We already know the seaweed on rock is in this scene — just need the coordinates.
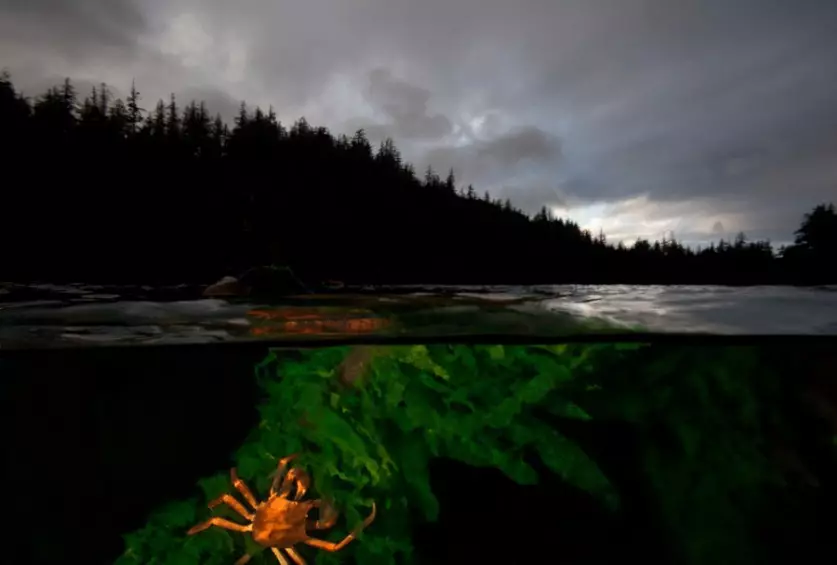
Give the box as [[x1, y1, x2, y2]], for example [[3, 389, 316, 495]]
[[116, 344, 626, 564], [117, 343, 814, 565]]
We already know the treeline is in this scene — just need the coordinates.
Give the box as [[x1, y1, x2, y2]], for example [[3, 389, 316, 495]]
[[0, 73, 835, 285]]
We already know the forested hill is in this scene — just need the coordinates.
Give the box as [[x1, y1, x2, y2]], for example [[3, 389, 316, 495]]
[[1, 73, 835, 285]]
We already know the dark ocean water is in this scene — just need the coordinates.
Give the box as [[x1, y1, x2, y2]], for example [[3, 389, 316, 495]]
[[2, 282, 836, 565]]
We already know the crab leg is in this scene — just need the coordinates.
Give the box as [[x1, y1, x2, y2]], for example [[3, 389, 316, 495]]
[[231, 468, 259, 510], [306, 500, 339, 530], [302, 503, 377, 552], [208, 493, 254, 521], [234, 554, 253, 565], [186, 517, 253, 536], [271, 547, 290, 565], [285, 546, 307, 565], [271, 454, 299, 497], [288, 467, 311, 500]]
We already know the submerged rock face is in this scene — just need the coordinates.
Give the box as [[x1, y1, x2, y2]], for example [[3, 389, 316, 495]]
[[202, 266, 313, 297]]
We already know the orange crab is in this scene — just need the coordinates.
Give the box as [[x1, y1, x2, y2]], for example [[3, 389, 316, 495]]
[[187, 454, 376, 565]]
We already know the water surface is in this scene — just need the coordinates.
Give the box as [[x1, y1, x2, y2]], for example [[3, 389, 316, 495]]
[[0, 283, 835, 348]]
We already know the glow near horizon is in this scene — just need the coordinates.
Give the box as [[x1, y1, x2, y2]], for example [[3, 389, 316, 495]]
[[547, 196, 789, 249]]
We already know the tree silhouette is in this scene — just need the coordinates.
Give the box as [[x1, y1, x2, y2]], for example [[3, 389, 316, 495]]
[[0, 74, 834, 285], [776, 203, 837, 283], [126, 80, 143, 134], [794, 203, 837, 254], [444, 169, 456, 194]]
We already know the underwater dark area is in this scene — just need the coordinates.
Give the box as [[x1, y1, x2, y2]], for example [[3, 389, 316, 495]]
[[3, 338, 837, 565]]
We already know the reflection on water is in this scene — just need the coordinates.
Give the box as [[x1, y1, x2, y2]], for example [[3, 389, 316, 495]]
[[540, 284, 837, 334], [247, 307, 392, 337], [0, 282, 835, 348]]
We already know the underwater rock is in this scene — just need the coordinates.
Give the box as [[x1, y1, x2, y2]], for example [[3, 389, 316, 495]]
[[336, 345, 384, 388]]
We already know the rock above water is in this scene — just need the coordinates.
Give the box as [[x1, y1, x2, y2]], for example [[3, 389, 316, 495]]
[[202, 276, 244, 297], [203, 266, 312, 297]]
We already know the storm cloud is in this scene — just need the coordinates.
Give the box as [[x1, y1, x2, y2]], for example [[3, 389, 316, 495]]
[[2, 0, 836, 244]]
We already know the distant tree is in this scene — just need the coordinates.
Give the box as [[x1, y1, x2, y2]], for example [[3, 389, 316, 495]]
[[108, 99, 128, 138], [235, 101, 249, 128], [376, 138, 401, 168], [148, 99, 166, 138], [32, 79, 76, 137], [267, 106, 279, 127], [60, 78, 77, 117], [126, 80, 143, 133], [166, 93, 181, 139], [290, 117, 310, 136], [794, 202, 837, 255], [0, 71, 32, 136], [98, 82, 110, 115], [444, 169, 456, 194], [210, 113, 228, 149], [0, 73, 833, 286], [182, 100, 211, 157], [424, 165, 438, 188], [350, 129, 372, 157], [633, 239, 651, 253], [80, 86, 105, 125]]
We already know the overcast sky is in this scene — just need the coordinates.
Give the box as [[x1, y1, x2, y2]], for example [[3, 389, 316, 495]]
[[2, 0, 836, 247]]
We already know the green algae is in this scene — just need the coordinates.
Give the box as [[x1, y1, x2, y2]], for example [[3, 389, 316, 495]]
[[116, 343, 819, 565]]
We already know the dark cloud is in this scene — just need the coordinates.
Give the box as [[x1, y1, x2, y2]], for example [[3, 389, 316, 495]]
[[476, 127, 561, 169], [422, 126, 561, 184], [335, 69, 454, 146], [0, 0, 147, 55], [365, 68, 452, 141]]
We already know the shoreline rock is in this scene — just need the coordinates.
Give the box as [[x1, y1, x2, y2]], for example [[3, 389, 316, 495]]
[[203, 266, 335, 298]]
